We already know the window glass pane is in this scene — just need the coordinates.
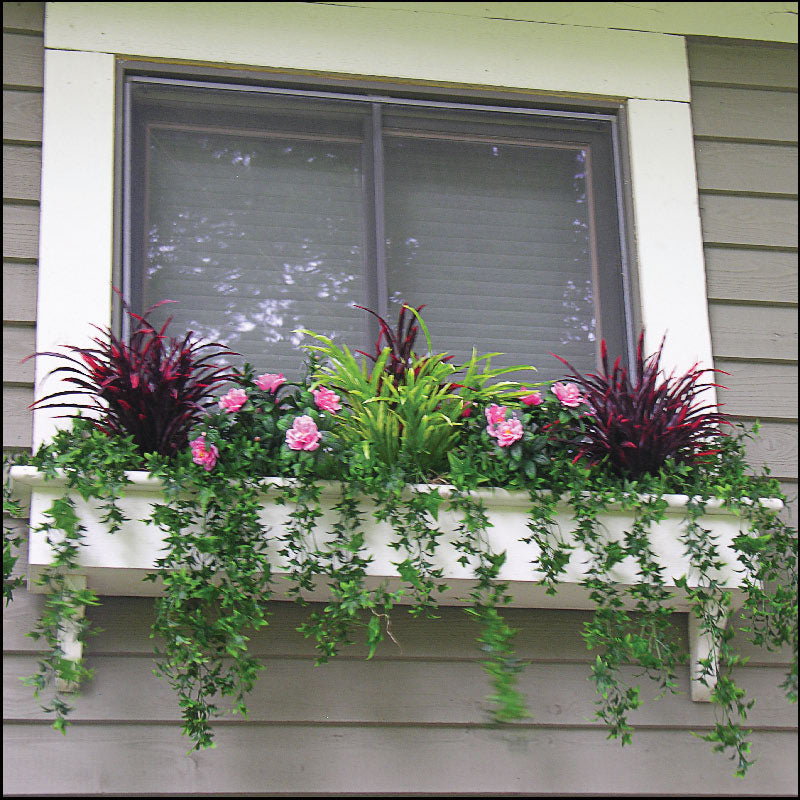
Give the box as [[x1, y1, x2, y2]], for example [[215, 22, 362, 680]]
[[136, 100, 367, 380], [128, 79, 627, 383], [384, 133, 597, 382]]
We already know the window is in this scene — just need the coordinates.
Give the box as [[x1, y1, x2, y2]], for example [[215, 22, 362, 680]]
[[124, 77, 630, 382]]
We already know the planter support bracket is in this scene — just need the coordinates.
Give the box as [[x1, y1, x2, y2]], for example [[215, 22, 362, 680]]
[[688, 601, 729, 702], [55, 574, 87, 693]]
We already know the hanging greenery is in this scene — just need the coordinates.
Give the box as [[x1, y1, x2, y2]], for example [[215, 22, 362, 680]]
[[3, 304, 796, 776]]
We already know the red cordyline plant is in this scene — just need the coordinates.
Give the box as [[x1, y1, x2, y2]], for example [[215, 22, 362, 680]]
[[26, 293, 237, 457], [552, 332, 730, 479], [354, 303, 454, 382]]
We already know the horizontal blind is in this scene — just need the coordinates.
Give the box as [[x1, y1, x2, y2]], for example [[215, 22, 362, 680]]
[[384, 133, 597, 384], [130, 82, 621, 387], [142, 126, 366, 380]]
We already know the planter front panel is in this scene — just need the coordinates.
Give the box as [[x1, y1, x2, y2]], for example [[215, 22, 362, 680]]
[[13, 468, 755, 609]]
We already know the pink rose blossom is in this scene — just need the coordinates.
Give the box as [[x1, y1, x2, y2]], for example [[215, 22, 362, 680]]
[[485, 404, 507, 427], [218, 388, 248, 413], [492, 418, 524, 448], [312, 387, 342, 413], [189, 434, 219, 471], [521, 390, 544, 406], [552, 382, 584, 408], [285, 415, 322, 451], [255, 373, 286, 393]]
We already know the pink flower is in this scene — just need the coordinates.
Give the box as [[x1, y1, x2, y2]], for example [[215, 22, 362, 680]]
[[312, 387, 342, 413], [552, 382, 584, 408], [218, 388, 248, 413], [189, 434, 219, 471], [255, 373, 285, 393], [285, 415, 322, 451], [461, 402, 473, 418], [492, 418, 524, 448], [485, 404, 507, 427], [521, 390, 544, 406]]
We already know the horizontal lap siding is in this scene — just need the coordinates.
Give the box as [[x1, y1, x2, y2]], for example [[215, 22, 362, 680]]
[[2, 6, 46, 793], [3, 600, 798, 795], [3, 4, 41, 454], [689, 41, 799, 526], [5, 724, 797, 796]]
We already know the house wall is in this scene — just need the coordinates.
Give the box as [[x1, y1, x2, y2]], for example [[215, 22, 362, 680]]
[[3, 3, 797, 795], [687, 40, 799, 521], [2, 1, 41, 451]]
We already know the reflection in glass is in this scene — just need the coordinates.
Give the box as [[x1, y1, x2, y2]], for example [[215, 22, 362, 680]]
[[144, 128, 365, 380], [384, 135, 596, 383]]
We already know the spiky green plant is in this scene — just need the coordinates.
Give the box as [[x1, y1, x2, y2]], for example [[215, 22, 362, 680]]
[[298, 306, 534, 473]]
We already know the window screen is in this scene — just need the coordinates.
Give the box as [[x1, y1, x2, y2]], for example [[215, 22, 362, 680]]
[[126, 79, 628, 382]]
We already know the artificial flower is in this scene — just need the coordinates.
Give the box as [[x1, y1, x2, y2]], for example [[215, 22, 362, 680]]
[[189, 434, 219, 471], [285, 415, 322, 451], [492, 418, 524, 447], [255, 373, 285, 393], [312, 387, 342, 413], [521, 390, 544, 406], [552, 382, 584, 408], [218, 387, 248, 413]]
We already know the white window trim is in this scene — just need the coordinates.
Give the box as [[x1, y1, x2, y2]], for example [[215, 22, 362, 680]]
[[33, 15, 714, 447]]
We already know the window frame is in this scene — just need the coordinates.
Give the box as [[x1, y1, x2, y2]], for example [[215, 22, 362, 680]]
[[121, 68, 634, 372]]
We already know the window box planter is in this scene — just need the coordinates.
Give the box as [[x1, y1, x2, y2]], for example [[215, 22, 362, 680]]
[[8, 465, 783, 701]]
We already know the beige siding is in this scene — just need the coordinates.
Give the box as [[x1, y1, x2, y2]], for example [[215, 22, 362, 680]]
[[2, 262, 37, 321], [2, 11, 797, 797], [689, 41, 799, 522], [3, 144, 41, 201], [3, 4, 40, 456], [705, 248, 797, 303], [3, 600, 798, 795], [687, 41, 798, 89], [1, 2, 44, 34], [690, 85, 798, 142]]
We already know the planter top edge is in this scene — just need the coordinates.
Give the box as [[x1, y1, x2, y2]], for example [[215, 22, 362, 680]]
[[8, 466, 784, 513]]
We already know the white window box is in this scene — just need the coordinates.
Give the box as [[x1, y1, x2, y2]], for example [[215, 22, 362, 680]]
[[9, 466, 782, 701]]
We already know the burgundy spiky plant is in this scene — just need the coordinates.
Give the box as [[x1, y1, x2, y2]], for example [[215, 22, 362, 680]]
[[27, 293, 237, 457], [354, 303, 454, 382], [355, 303, 425, 381], [551, 332, 730, 479]]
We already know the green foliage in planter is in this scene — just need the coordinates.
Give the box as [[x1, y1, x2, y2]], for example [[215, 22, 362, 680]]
[[3, 308, 797, 778], [297, 306, 533, 473]]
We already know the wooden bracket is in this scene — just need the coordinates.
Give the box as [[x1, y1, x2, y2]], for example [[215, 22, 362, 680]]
[[688, 602, 729, 702], [55, 574, 87, 693]]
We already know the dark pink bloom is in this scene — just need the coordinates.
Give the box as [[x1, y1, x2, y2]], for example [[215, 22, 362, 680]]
[[255, 373, 285, 393], [218, 387, 248, 413], [521, 390, 544, 406], [190, 434, 219, 471], [552, 382, 584, 408], [490, 418, 524, 447], [286, 415, 322, 451], [485, 404, 507, 427], [312, 387, 342, 413]]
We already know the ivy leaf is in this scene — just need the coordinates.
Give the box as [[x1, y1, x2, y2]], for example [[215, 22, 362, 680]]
[[47, 499, 80, 533], [366, 615, 382, 659]]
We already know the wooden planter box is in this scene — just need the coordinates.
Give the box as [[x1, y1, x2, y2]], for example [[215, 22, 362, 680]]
[[9, 466, 782, 700]]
